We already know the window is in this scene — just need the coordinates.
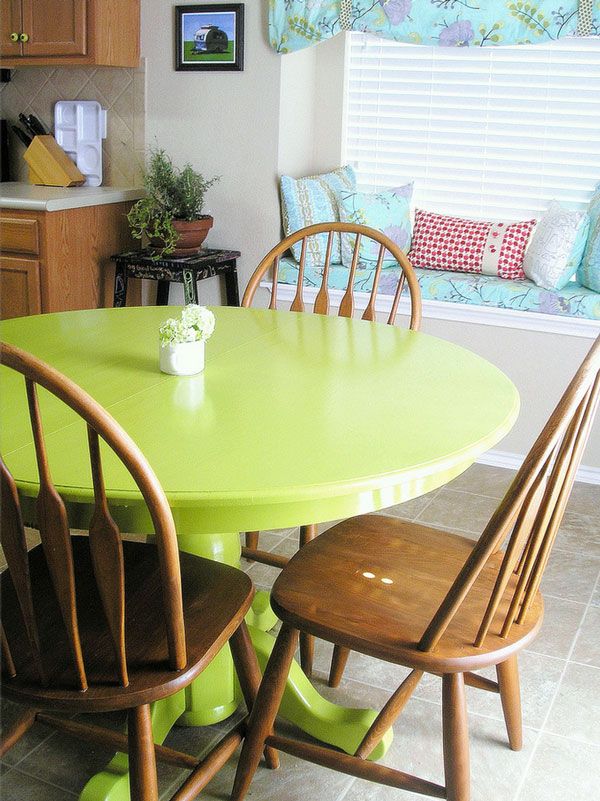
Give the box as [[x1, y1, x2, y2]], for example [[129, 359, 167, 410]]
[[343, 34, 600, 220]]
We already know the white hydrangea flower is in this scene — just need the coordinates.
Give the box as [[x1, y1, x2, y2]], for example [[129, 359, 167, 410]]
[[159, 306, 216, 345], [181, 304, 216, 341]]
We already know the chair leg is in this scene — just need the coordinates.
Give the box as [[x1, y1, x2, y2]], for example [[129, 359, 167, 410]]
[[496, 655, 522, 751], [298, 524, 317, 676], [299, 632, 314, 678], [442, 673, 470, 801], [128, 704, 159, 801], [229, 621, 279, 770], [245, 531, 259, 550], [0, 707, 38, 759], [231, 623, 299, 801], [328, 645, 351, 688]]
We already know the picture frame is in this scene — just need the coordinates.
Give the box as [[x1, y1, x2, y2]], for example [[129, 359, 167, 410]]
[[175, 4, 244, 72]]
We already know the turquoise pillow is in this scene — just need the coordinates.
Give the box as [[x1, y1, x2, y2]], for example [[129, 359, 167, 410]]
[[337, 184, 413, 268], [280, 165, 356, 270], [577, 182, 600, 292]]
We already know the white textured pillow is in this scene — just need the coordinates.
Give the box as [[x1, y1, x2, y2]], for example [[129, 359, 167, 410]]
[[523, 202, 589, 291]]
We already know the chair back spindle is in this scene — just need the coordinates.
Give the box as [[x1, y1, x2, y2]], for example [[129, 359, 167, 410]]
[[0, 342, 188, 694], [313, 232, 334, 316], [243, 222, 422, 332], [0, 457, 47, 685], [418, 336, 600, 653]]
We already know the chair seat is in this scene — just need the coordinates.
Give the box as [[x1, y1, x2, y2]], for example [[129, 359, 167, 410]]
[[271, 515, 544, 672], [1, 537, 254, 711]]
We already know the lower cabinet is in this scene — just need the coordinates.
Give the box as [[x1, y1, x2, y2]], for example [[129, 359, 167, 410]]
[[0, 256, 42, 318], [0, 202, 140, 320]]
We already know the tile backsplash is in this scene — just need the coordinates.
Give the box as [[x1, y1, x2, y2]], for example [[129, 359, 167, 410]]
[[0, 60, 145, 187]]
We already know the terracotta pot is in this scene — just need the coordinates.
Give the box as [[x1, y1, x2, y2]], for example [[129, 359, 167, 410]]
[[150, 215, 213, 256]]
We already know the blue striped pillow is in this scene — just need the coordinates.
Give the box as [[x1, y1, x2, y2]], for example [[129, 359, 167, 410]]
[[280, 166, 357, 270]]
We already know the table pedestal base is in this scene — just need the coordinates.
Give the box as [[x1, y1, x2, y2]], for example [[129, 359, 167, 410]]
[[79, 532, 392, 801]]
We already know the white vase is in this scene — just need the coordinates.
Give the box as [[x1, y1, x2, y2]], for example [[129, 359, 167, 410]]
[[159, 339, 205, 376]]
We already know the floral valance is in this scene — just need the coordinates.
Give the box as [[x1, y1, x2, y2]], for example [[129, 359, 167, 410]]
[[269, 0, 598, 52]]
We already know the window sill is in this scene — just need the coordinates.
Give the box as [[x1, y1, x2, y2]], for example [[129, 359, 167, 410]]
[[264, 281, 599, 339]]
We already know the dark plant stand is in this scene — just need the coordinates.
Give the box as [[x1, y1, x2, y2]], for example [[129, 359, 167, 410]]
[[110, 248, 241, 307]]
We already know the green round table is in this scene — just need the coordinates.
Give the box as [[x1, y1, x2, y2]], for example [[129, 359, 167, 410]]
[[0, 306, 519, 801]]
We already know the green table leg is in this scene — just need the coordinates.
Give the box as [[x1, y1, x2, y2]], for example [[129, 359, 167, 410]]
[[248, 626, 391, 761], [79, 530, 391, 801]]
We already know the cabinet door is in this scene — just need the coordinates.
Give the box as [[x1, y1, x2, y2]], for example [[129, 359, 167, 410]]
[[0, 256, 42, 319], [0, 0, 22, 57], [21, 0, 86, 57]]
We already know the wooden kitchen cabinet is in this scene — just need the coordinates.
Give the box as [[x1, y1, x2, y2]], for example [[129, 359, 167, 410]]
[[0, 0, 139, 67], [0, 203, 140, 321], [0, 256, 41, 318]]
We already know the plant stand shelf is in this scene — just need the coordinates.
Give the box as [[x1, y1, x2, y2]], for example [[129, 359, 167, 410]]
[[110, 247, 241, 307]]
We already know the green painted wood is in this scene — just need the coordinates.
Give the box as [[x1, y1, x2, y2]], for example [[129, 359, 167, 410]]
[[0, 306, 519, 533]]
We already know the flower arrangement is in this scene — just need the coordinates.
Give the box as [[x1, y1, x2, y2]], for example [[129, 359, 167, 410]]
[[159, 305, 216, 346]]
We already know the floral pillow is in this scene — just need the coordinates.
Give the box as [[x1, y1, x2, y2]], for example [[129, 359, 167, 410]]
[[337, 183, 413, 268], [408, 209, 537, 280], [280, 165, 356, 270], [577, 183, 600, 293], [523, 202, 589, 291]]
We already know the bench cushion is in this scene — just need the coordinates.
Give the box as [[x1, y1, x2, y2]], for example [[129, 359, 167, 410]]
[[276, 257, 600, 321]]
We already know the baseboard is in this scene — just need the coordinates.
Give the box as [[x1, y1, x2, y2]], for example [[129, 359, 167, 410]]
[[477, 449, 600, 485]]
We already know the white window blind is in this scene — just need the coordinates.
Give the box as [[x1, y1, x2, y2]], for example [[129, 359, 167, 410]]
[[344, 34, 600, 220]]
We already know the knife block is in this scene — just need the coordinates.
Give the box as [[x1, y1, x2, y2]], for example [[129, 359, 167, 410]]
[[24, 135, 85, 187]]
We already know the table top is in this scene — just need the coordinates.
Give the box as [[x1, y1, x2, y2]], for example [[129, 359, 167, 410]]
[[112, 248, 241, 267], [0, 306, 519, 534]]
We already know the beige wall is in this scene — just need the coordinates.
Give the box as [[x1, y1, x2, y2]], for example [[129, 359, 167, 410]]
[[142, 0, 288, 305]]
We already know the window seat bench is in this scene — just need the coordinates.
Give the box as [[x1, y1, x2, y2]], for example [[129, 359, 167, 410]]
[[270, 257, 600, 337]]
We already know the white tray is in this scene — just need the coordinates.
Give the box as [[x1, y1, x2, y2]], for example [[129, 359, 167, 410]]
[[54, 100, 107, 187]]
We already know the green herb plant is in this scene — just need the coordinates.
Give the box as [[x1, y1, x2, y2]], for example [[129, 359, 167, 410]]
[[128, 148, 220, 257]]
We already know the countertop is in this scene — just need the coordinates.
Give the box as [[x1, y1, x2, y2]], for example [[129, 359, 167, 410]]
[[0, 182, 144, 211]]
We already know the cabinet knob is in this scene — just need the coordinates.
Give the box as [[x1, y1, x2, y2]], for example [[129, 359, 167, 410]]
[[19, 33, 29, 43], [9, 32, 19, 42]]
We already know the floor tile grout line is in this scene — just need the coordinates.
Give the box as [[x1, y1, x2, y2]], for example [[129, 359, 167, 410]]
[[3, 726, 57, 771], [513, 557, 600, 801], [7, 763, 79, 797]]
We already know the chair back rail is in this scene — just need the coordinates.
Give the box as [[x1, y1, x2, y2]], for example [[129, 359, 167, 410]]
[[419, 335, 600, 653], [242, 222, 422, 331], [0, 342, 187, 693]]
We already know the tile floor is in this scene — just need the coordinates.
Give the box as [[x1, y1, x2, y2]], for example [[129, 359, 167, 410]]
[[1, 464, 599, 801]]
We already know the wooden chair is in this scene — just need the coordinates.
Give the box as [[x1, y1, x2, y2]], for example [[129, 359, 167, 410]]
[[0, 342, 277, 801], [242, 221, 422, 684], [231, 335, 600, 801]]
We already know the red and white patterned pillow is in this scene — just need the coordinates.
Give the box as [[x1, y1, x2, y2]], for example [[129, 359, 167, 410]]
[[408, 209, 537, 280]]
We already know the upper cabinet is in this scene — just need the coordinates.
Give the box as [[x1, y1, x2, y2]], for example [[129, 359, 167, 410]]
[[0, 0, 140, 67]]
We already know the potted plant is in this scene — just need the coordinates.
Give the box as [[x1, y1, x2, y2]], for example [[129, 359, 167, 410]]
[[158, 304, 216, 375], [128, 148, 220, 257]]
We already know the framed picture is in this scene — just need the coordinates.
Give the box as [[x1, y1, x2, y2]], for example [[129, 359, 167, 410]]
[[175, 4, 244, 72]]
